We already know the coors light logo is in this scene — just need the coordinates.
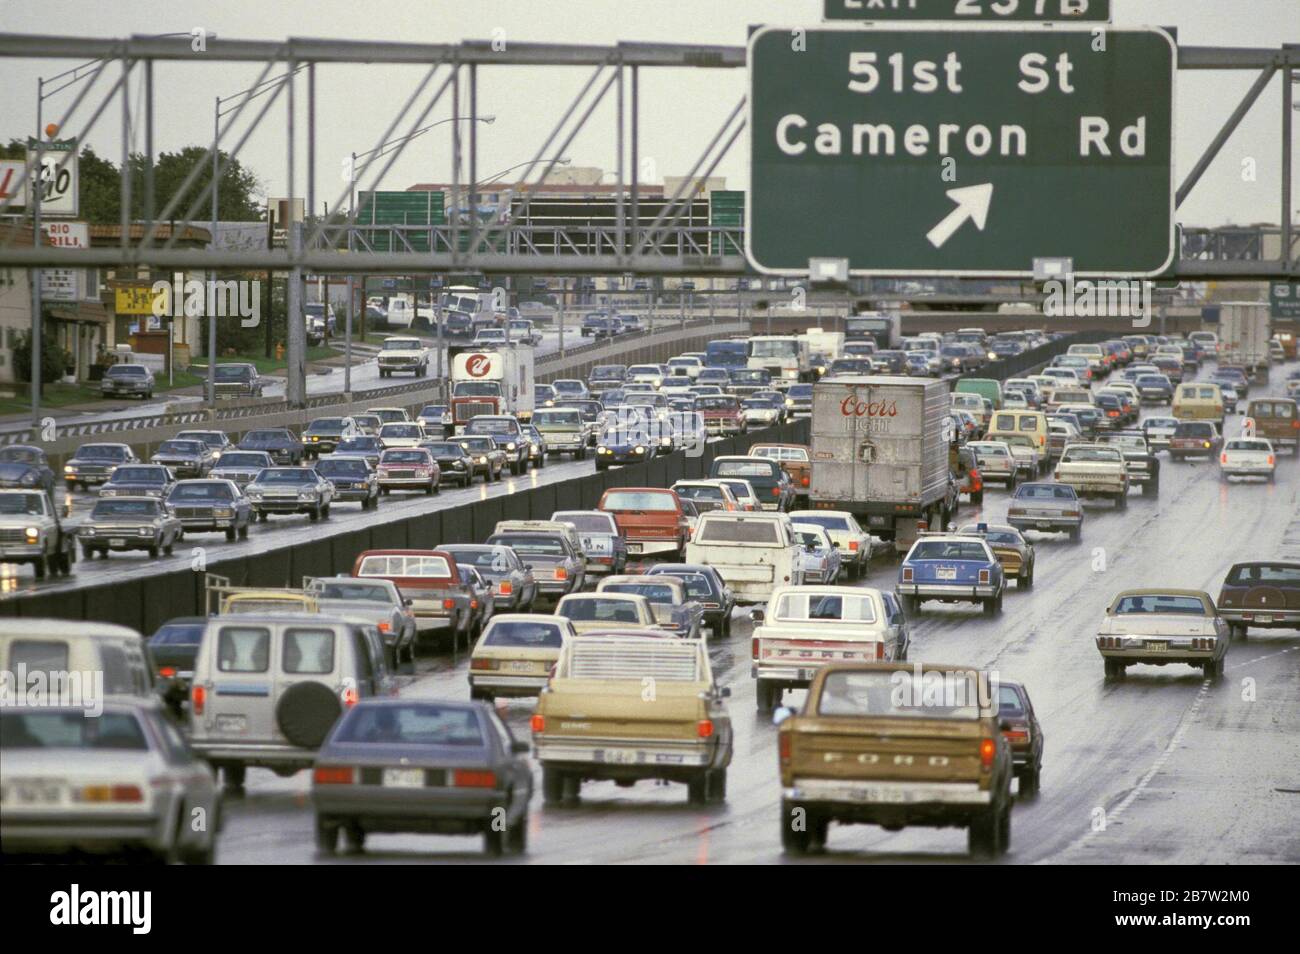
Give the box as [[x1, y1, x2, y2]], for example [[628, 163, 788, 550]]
[[840, 394, 898, 417], [466, 353, 492, 377]]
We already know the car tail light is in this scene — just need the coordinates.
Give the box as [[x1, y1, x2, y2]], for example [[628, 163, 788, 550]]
[[313, 766, 355, 785], [377, 621, 391, 632], [554, 567, 567, 581], [770, 487, 781, 497], [470, 599, 479, 610], [341, 686, 359, 707], [801, 476, 810, 487], [1221, 453, 1229, 464], [530, 713, 545, 733], [849, 540, 859, 552], [471, 658, 495, 670], [453, 770, 497, 788], [1002, 726, 1029, 742], [752, 637, 760, 659], [80, 784, 144, 803], [499, 581, 513, 595], [443, 598, 455, 610], [1268, 455, 1275, 466], [158, 666, 176, 678], [978, 569, 991, 584], [191, 684, 205, 715], [1108, 411, 1119, 417], [874, 642, 885, 660], [902, 566, 914, 582], [1292, 419, 1300, 430], [697, 719, 714, 739], [980, 738, 996, 770], [779, 731, 792, 765]]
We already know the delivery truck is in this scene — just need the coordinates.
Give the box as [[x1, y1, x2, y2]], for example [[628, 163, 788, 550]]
[[808, 376, 956, 553], [1218, 301, 1272, 383], [448, 343, 536, 429]]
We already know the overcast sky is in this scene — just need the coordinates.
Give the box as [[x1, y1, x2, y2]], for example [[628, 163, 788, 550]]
[[0, 0, 1294, 227]]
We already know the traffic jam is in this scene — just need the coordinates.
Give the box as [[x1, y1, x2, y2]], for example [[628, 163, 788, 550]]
[[3, 306, 1297, 869]]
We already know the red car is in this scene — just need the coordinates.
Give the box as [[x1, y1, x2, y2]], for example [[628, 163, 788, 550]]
[[598, 487, 689, 559], [696, 395, 746, 436]]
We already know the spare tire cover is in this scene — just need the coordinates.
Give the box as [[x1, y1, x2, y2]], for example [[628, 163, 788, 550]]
[[276, 682, 343, 748]]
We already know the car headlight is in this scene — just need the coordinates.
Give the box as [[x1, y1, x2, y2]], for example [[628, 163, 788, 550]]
[[506, 442, 516, 451], [598, 447, 611, 455], [634, 446, 646, 454], [19, 472, 35, 485], [478, 457, 488, 464], [24, 527, 40, 542], [247, 490, 263, 499], [64, 465, 75, 474], [452, 461, 465, 468], [531, 443, 541, 452], [786, 399, 794, 407], [138, 527, 152, 536], [661, 437, 673, 445], [214, 508, 233, 518], [299, 490, 315, 500]]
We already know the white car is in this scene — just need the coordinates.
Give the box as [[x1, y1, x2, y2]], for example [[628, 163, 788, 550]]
[[787, 509, 872, 579], [667, 356, 704, 380], [377, 422, 426, 448], [626, 364, 665, 389], [1220, 437, 1275, 481], [966, 440, 1017, 487], [742, 399, 783, 428], [1002, 434, 1043, 478]]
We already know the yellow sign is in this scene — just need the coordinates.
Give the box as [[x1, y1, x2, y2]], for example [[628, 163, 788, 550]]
[[114, 284, 161, 315]]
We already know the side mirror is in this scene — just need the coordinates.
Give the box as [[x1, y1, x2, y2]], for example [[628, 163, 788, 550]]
[[402, 597, 413, 607], [772, 706, 794, 727], [750, 608, 765, 624]]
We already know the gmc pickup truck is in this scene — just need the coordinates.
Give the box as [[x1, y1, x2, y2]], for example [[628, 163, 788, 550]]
[[776, 662, 1013, 857], [1054, 443, 1129, 508], [532, 636, 733, 805]]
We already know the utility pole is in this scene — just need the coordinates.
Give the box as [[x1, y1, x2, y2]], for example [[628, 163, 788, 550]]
[[31, 80, 44, 425]]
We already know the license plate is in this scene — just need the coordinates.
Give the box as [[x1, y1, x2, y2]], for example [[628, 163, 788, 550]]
[[936, 567, 957, 581], [1037, 522, 1052, 530], [2, 780, 66, 805], [216, 714, 247, 733], [868, 516, 888, 527], [1255, 615, 1273, 624], [797, 668, 817, 681], [504, 660, 536, 673], [1145, 641, 1168, 652], [849, 786, 902, 804], [381, 768, 424, 788], [600, 748, 639, 764], [628, 543, 643, 554], [109, 537, 126, 547]]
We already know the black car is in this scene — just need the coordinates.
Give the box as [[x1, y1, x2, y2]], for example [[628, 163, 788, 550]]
[[148, 617, 206, 717], [457, 436, 507, 482], [165, 478, 253, 541], [209, 450, 274, 488], [441, 310, 474, 339], [997, 680, 1044, 798], [1135, 374, 1173, 404], [238, 428, 305, 465], [311, 699, 533, 856], [1097, 431, 1160, 496], [332, 436, 384, 467], [1093, 393, 1125, 431], [303, 417, 359, 458], [63, 443, 138, 489], [594, 429, 654, 470], [0, 445, 57, 498], [314, 455, 380, 510], [150, 439, 218, 478], [98, 464, 174, 499], [100, 363, 155, 399], [423, 440, 476, 487], [646, 563, 736, 638]]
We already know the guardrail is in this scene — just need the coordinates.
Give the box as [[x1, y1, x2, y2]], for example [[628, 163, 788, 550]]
[[0, 418, 811, 631], [5, 318, 749, 467]]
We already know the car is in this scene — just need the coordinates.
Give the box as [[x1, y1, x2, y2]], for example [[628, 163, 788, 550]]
[[898, 532, 1006, 614], [594, 428, 654, 470], [351, 414, 384, 436], [245, 466, 335, 521], [237, 428, 304, 465], [377, 422, 426, 450], [645, 563, 736, 638], [375, 335, 430, 377], [775, 663, 1012, 857], [534, 384, 558, 408], [531, 636, 732, 805], [1243, 397, 1299, 453], [1000, 434, 1043, 479], [304, 575, 418, 670], [441, 544, 538, 612], [313, 455, 380, 509], [1219, 437, 1276, 482], [96, 463, 173, 499], [150, 439, 218, 478], [420, 440, 475, 487], [376, 448, 441, 495], [792, 523, 843, 584], [551, 379, 590, 401], [463, 415, 531, 475], [485, 527, 584, 601], [311, 698, 533, 856], [710, 456, 796, 512], [352, 550, 475, 645], [0, 488, 76, 577], [332, 435, 384, 468], [697, 394, 747, 436], [519, 424, 548, 468], [671, 480, 740, 516], [787, 509, 872, 580], [78, 496, 182, 559], [367, 407, 412, 425], [165, 479, 252, 541], [553, 399, 606, 446], [469, 615, 575, 700], [457, 436, 507, 482], [208, 450, 273, 489], [0, 446, 57, 498], [742, 394, 785, 428], [1007, 481, 1084, 540], [554, 592, 659, 635], [966, 441, 1017, 488], [551, 509, 628, 578], [63, 443, 138, 490], [1141, 415, 1179, 452], [596, 575, 705, 639], [1168, 421, 1222, 461], [1135, 373, 1173, 405], [416, 405, 452, 436], [99, 362, 156, 400], [147, 616, 206, 716], [997, 681, 1044, 798], [1095, 589, 1229, 680], [958, 523, 1035, 587], [1097, 431, 1160, 496], [1216, 561, 1300, 638], [0, 701, 219, 863], [685, 511, 805, 603], [302, 417, 359, 457], [211, 362, 265, 398], [1054, 442, 1129, 506]]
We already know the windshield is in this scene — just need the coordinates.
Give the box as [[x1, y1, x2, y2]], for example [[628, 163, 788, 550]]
[[1225, 563, 1300, 585], [332, 704, 485, 747], [91, 500, 160, 517], [483, 621, 565, 648], [243, 431, 289, 444], [76, 446, 129, 461], [168, 483, 232, 501], [909, 540, 989, 561], [552, 512, 615, 533], [1114, 594, 1207, 616], [0, 711, 149, 750], [444, 547, 514, 570], [356, 554, 450, 578], [452, 382, 501, 397], [1062, 447, 1122, 463], [425, 443, 464, 456], [775, 592, 877, 622], [257, 469, 314, 484], [1015, 484, 1076, 500], [382, 339, 421, 351], [698, 397, 738, 411], [489, 534, 563, 556], [107, 365, 149, 378], [337, 438, 380, 451], [674, 484, 724, 501], [698, 518, 780, 545], [466, 419, 516, 435], [557, 598, 643, 623], [111, 467, 166, 482], [157, 441, 203, 455], [750, 340, 798, 358], [0, 493, 45, 515], [603, 583, 675, 603], [214, 366, 251, 381], [216, 453, 269, 468], [312, 581, 392, 602], [533, 410, 581, 428], [380, 425, 422, 438], [602, 491, 677, 512], [381, 451, 429, 464], [316, 459, 367, 476], [306, 419, 347, 432], [713, 460, 776, 479], [818, 670, 981, 720]]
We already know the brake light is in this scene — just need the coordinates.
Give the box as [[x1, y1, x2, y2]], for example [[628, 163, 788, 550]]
[[980, 738, 996, 769], [1292, 419, 1300, 430], [470, 599, 479, 610], [80, 784, 144, 803], [752, 637, 760, 659], [443, 598, 455, 610], [1108, 410, 1119, 417], [779, 731, 792, 764], [874, 642, 884, 660], [697, 719, 714, 739], [341, 686, 359, 707], [771, 487, 781, 496], [191, 684, 205, 715], [1002, 728, 1029, 742], [471, 658, 494, 670], [377, 621, 391, 632], [848, 540, 859, 552], [1268, 455, 1275, 466], [902, 566, 914, 582], [530, 713, 545, 733], [554, 567, 567, 581], [158, 666, 176, 678], [453, 770, 497, 788], [1221, 453, 1229, 464], [498, 581, 512, 595], [801, 475, 810, 487], [313, 766, 355, 785], [978, 568, 991, 584]]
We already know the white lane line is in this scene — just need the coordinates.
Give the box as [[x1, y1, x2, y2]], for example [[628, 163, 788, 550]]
[[1053, 677, 1213, 859], [1225, 644, 1300, 671]]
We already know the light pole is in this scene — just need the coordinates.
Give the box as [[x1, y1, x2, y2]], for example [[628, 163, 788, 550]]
[[347, 115, 494, 390]]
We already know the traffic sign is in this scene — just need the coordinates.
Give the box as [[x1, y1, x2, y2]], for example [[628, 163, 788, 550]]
[[25, 138, 79, 217], [823, 0, 1110, 21], [747, 25, 1175, 277], [1269, 281, 1300, 319]]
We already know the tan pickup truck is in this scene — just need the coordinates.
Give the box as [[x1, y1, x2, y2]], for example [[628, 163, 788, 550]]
[[531, 636, 733, 805], [776, 662, 1013, 857]]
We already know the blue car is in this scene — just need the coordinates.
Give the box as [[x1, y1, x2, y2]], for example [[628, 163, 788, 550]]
[[897, 533, 1005, 615], [594, 429, 654, 470]]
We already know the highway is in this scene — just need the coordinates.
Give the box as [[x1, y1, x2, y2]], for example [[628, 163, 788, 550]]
[[206, 364, 1300, 865]]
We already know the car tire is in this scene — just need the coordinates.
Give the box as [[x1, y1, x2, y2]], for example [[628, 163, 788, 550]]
[[1021, 569, 1033, 588], [968, 807, 1001, 858], [1116, 490, 1128, 510], [687, 774, 709, 804], [344, 825, 366, 854], [756, 680, 777, 713], [225, 527, 236, 541], [707, 769, 728, 804], [1068, 525, 1081, 543], [147, 545, 159, 559], [506, 812, 528, 855], [276, 682, 342, 748], [1019, 765, 1040, 799], [1144, 479, 1158, 497], [309, 507, 319, 522], [971, 490, 984, 505], [780, 800, 811, 855], [315, 818, 339, 856], [33, 554, 46, 579], [222, 764, 246, 792], [81, 544, 95, 560], [542, 766, 565, 805], [238, 522, 250, 539]]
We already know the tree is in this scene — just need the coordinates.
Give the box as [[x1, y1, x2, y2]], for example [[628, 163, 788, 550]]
[[0, 139, 122, 225], [12, 328, 73, 390]]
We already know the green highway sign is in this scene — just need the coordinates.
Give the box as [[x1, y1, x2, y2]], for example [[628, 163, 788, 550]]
[[747, 25, 1175, 277], [1270, 281, 1300, 319], [824, 0, 1110, 21]]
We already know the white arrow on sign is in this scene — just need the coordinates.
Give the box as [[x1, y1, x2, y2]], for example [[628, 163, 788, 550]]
[[925, 183, 994, 249]]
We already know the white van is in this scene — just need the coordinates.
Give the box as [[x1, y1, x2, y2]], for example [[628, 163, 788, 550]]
[[684, 512, 803, 603], [0, 619, 157, 705]]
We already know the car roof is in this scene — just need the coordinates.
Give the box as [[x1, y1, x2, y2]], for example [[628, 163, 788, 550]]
[[0, 618, 143, 639]]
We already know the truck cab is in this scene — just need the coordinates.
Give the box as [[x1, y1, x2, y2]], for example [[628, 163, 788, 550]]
[[748, 336, 813, 388], [0, 488, 75, 578]]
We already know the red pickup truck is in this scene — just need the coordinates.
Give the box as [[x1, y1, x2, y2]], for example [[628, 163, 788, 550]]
[[351, 549, 474, 649], [598, 487, 689, 560]]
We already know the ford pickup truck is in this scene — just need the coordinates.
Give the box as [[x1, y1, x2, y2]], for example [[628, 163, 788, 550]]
[[752, 586, 908, 712], [531, 636, 733, 805], [775, 662, 1013, 857], [0, 489, 75, 578], [376, 335, 430, 377], [1054, 443, 1129, 507]]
